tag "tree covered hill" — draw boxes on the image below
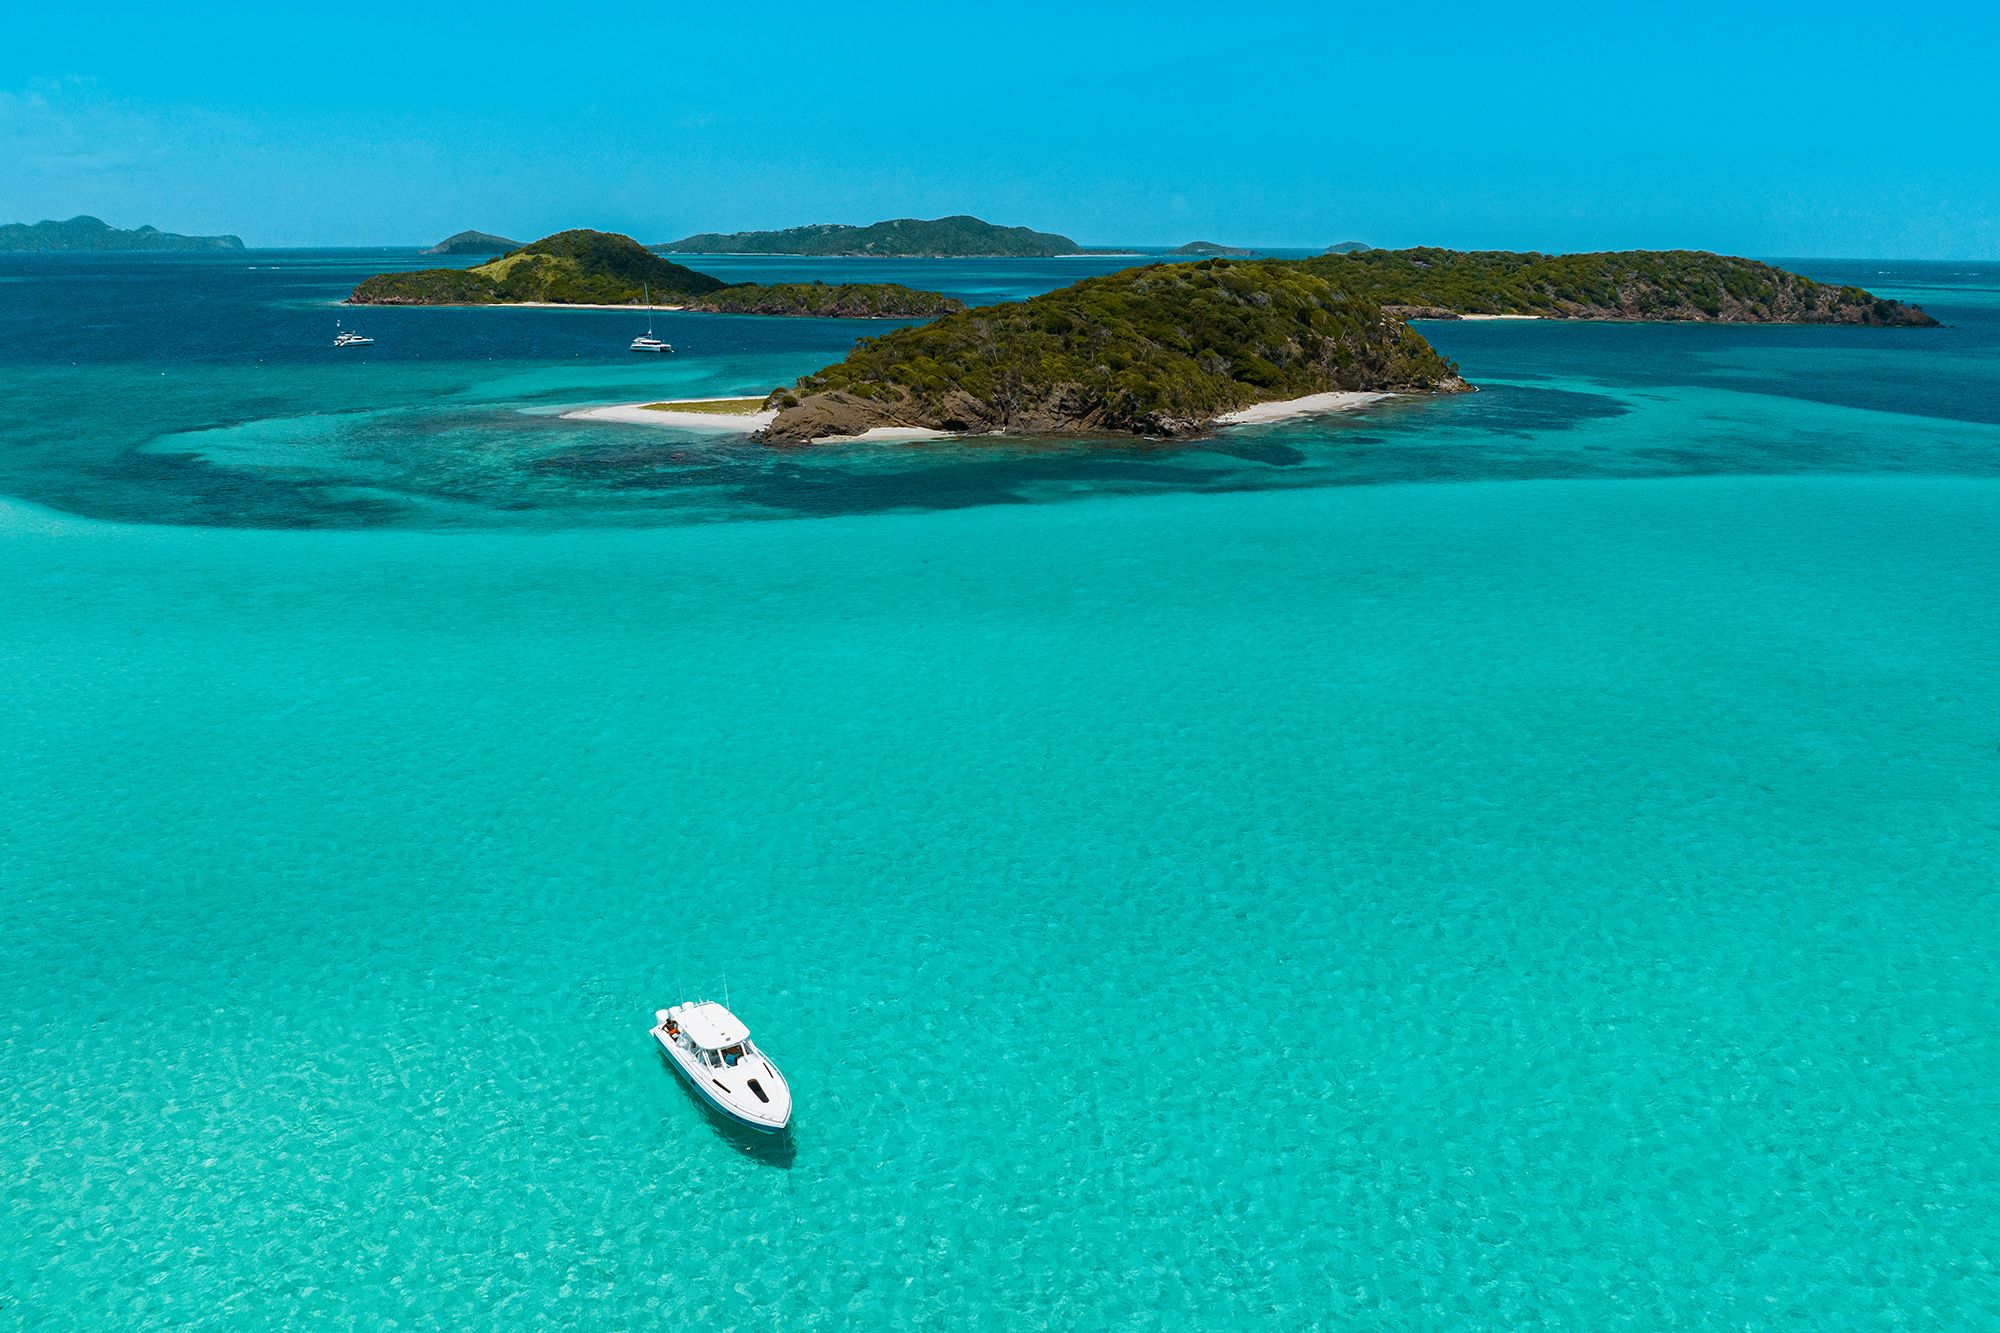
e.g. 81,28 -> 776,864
759,259 -> 1465,443
0,215 -> 244,252
349,230 -> 962,317
658,215 -> 1082,258
1293,248 -> 1937,325
421,230 -> 521,256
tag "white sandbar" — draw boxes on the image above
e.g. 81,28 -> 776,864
564,400 -> 775,431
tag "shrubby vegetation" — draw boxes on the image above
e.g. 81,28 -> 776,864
659,215 -> 1082,258
349,267 -> 504,304
689,283 -> 965,318
349,230 -> 960,316
761,260 -> 1464,442
1292,248 -> 1937,325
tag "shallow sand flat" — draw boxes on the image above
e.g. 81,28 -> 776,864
6,476 -> 1999,1327
1215,390 -> 1387,425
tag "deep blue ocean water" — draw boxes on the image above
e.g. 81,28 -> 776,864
2,252 -> 1997,1327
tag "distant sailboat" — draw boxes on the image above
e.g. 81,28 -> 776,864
630,285 -> 672,353
333,320 -> 373,348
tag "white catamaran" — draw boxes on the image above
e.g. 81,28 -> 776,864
630,285 -> 672,353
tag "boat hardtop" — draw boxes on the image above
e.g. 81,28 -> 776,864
651,1000 -> 792,1133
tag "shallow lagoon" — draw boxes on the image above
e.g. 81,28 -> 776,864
3,253 -> 1998,1326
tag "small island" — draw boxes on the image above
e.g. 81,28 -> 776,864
757,260 -> 1468,444
348,230 -> 964,318
421,230 -> 522,256
744,248 -> 1931,444
0,215 -> 244,252
657,215 -> 1083,258
1299,248 -> 1938,325
1323,241 -> 1371,255
1170,241 -> 1257,258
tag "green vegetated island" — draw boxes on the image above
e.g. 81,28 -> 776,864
0,215 -> 244,252
422,230 -> 521,256
348,230 -> 964,318
1297,248 -> 1938,325
753,249 -> 1934,444
1170,241 -> 1258,258
657,215 -> 1084,258
760,261 -> 1468,442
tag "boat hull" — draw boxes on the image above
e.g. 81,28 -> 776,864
653,1030 -> 791,1133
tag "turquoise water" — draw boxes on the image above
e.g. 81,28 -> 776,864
4,254 -> 1999,1327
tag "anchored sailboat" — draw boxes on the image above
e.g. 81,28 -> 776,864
630,285 -> 672,354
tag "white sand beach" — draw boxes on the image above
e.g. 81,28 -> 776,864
563,400 -> 952,444
564,399 -> 776,431
822,426 -> 954,444
570,392 -> 1383,440
1215,391 -> 1386,426
1455,313 -> 1542,321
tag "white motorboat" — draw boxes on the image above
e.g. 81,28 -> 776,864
333,323 -> 374,348
651,1001 -> 791,1132
630,284 -> 673,353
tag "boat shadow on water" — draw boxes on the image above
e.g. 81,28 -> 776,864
655,1049 -> 797,1168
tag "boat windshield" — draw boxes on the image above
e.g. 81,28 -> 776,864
719,1044 -> 746,1066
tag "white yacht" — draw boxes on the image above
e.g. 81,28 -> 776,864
333,323 -> 373,348
630,285 -> 673,353
652,1001 -> 792,1132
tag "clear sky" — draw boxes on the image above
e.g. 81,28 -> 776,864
4,1 -> 1995,256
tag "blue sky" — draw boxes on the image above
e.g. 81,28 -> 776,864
4,1 -> 1995,256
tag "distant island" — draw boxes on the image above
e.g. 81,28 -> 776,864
0,215 -> 244,252
350,229 -> 964,318
421,230 -> 521,256
1170,241 -> 1256,258
757,261 -> 1467,444
1323,241 -> 1371,255
1298,248 -> 1939,325
657,215 -> 1083,258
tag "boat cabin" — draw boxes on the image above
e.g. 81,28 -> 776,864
663,1001 -> 758,1068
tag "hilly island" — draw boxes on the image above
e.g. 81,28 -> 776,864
751,250 -> 1932,444
0,215 -> 244,252
349,230 -> 963,318
1298,248 -> 1940,324
757,260 -> 1467,443
422,229 -> 521,256
657,215 -> 1083,258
